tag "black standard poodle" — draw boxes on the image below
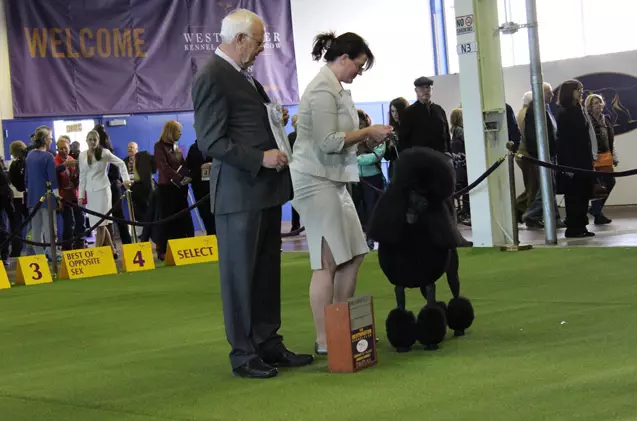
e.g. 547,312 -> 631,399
367,146 -> 474,352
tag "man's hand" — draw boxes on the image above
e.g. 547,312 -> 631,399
202,162 -> 213,170
262,149 -> 288,171
123,180 -> 133,188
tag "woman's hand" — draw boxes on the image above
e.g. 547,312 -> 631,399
365,125 -> 393,146
201,162 -> 213,170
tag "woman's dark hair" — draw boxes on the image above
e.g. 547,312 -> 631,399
388,97 -> 409,128
311,32 -> 374,71
33,127 -> 50,149
94,124 -> 113,152
557,79 -> 584,108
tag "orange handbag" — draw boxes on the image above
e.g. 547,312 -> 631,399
594,152 -> 613,168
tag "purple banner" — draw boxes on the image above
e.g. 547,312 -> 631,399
4,0 -> 298,117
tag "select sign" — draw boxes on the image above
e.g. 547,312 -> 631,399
456,14 -> 475,35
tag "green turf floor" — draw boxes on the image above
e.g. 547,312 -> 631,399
2,247 -> 637,420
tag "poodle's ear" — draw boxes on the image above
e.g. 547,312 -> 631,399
367,187 -> 408,244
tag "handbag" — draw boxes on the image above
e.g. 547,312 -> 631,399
594,151 -> 613,168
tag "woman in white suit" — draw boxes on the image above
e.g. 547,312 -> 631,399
79,130 -> 131,256
290,32 -> 393,354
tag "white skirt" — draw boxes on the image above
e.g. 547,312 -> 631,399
291,169 -> 369,270
86,187 -> 112,227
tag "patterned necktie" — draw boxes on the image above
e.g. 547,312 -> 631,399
240,69 -> 256,89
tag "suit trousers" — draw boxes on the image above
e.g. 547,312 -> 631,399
216,206 -> 283,369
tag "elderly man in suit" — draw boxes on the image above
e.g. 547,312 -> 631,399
192,9 -> 313,379
123,142 -> 155,228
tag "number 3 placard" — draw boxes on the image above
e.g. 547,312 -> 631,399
122,242 -> 156,273
15,255 -> 53,286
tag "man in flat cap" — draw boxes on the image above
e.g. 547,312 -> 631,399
399,77 -> 451,154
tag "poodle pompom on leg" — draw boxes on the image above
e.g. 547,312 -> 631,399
385,308 -> 417,352
447,296 -> 475,337
416,304 -> 447,350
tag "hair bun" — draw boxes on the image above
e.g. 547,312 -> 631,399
311,32 -> 337,62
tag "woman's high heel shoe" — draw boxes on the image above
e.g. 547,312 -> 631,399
314,342 -> 327,356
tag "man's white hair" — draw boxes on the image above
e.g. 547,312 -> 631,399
522,91 -> 533,107
220,9 -> 263,44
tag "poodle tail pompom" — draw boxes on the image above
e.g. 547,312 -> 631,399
447,296 -> 475,333
416,304 -> 447,349
385,308 -> 417,352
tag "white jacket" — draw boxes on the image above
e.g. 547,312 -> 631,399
78,149 -> 130,199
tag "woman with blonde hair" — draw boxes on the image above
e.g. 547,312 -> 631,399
154,120 -> 193,260
79,130 -> 131,257
585,93 -> 617,224
515,90 -> 536,219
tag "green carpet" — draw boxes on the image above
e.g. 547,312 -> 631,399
1,248 -> 637,421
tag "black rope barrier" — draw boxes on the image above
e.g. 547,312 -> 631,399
518,155 -> 637,177
453,156 -> 506,197
62,192 -> 210,227
0,194 -> 126,248
0,197 -> 45,249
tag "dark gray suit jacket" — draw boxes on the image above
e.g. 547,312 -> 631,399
192,55 -> 291,215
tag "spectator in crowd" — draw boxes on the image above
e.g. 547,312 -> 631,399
8,141 -> 28,258
585,93 -> 617,225
521,82 -> 565,229
399,77 -> 450,153
154,120 -> 193,260
123,142 -> 156,230
354,109 -> 386,250
383,97 -> 409,180
186,138 -> 215,235
515,91 -> 536,220
79,130 -> 130,258
556,79 -> 595,238
24,127 -> 59,260
0,155 -> 15,265
54,136 -> 84,250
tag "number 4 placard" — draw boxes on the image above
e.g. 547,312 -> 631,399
122,242 -> 156,273
15,255 -> 53,286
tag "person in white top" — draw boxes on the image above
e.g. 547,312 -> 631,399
79,130 -> 131,256
290,31 -> 392,354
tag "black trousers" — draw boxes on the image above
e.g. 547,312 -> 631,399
0,197 -> 16,260
156,184 -> 194,254
130,182 -> 152,225
60,203 -> 85,250
108,182 -> 131,245
191,181 -> 216,235
290,206 -> 300,231
216,206 -> 283,369
564,175 -> 592,235
7,198 -> 27,258
395,248 -> 461,310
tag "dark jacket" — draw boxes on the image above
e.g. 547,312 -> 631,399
124,151 -> 156,189
524,101 -> 557,159
399,101 -> 451,153
556,105 -> 594,171
186,141 -> 212,184
506,103 -> 522,150
589,114 -> 614,154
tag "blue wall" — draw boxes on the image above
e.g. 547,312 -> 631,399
2,100 -> 392,224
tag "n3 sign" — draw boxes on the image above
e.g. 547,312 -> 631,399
15,255 -> 53,286
457,42 -> 478,55
122,242 -> 156,273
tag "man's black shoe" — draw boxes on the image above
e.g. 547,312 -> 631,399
232,357 -> 278,379
262,346 -> 314,368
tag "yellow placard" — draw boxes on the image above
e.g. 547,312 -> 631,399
0,264 -> 11,290
59,246 -> 117,279
15,255 -> 53,286
121,242 -> 156,272
165,235 -> 218,266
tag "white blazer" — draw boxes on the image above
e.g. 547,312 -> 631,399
290,65 -> 360,183
79,149 -> 130,199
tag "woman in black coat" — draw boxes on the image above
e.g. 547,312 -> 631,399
555,79 -> 595,238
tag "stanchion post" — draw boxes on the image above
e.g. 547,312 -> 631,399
526,0 -> 557,245
501,143 -> 533,252
187,187 -> 205,234
125,189 -> 138,243
45,182 -> 58,277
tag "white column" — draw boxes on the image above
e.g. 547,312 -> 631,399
454,0 -> 514,247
